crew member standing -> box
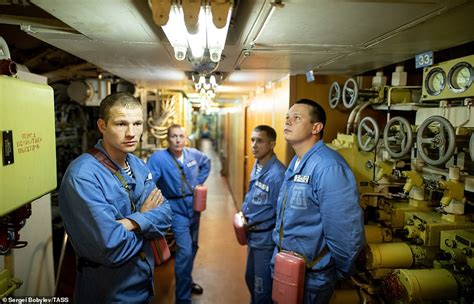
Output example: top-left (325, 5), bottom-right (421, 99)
top-left (273, 99), bottom-right (365, 304)
top-left (147, 124), bottom-right (211, 304)
top-left (242, 125), bottom-right (285, 303)
top-left (59, 92), bottom-right (172, 303)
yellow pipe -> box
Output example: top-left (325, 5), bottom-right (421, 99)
top-left (366, 243), bottom-right (413, 269)
top-left (365, 225), bottom-right (392, 243)
top-left (392, 268), bottom-right (458, 302)
top-left (330, 289), bottom-right (361, 304)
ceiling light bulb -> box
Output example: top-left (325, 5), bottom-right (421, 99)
top-left (206, 6), bottom-right (232, 63)
top-left (186, 7), bottom-right (206, 58)
top-left (174, 46), bottom-right (187, 61)
top-left (209, 49), bottom-right (222, 63)
top-left (210, 75), bottom-right (217, 85)
top-left (162, 5), bottom-right (188, 61)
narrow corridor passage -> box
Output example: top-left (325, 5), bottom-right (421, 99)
top-left (191, 139), bottom-right (249, 303)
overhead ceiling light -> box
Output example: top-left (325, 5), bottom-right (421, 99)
top-left (205, 5), bottom-right (232, 63)
top-left (160, 5), bottom-right (188, 61)
top-left (151, 1), bottom-right (232, 63)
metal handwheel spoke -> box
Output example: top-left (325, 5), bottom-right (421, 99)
top-left (421, 137), bottom-right (435, 144)
top-left (363, 137), bottom-right (371, 147)
top-left (387, 136), bottom-right (398, 143)
top-left (362, 123), bottom-right (372, 134)
top-left (401, 138), bottom-right (407, 148)
top-left (439, 144), bottom-right (446, 156)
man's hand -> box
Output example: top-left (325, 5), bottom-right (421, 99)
top-left (117, 218), bottom-right (139, 231)
top-left (140, 188), bottom-right (164, 213)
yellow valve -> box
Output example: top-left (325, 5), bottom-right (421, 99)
top-left (439, 179), bottom-right (464, 206)
top-left (375, 161), bottom-right (393, 181)
top-left (402, 170), bottom-right (424, 193)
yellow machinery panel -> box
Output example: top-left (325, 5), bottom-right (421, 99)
top-left (421, 54), bottom-right (474, 101)
top-left (403, 211), bottom-right (474, 247)
top-left (440, 229), bottom-right (474, 269)
top-left (329, 133), bottom-right (374, 195)
top-left (0, 76), bottom-right (56, 216)
top-left (376, 201), bottom-right (431, 229)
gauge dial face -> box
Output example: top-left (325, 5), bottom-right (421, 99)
top-left (425, 68), bottom-right (445, 96)
top-left (448, 62), bottom-right (473, 93)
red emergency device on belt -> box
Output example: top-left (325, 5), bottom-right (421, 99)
top-left (193, 185), bottom-right (207, 212)
top-left (233, 212), bottom-right (248, 245)
top-left (150, 236), bottom-right (171, 267)
top-left (272, 251), bottom-right (305, 304)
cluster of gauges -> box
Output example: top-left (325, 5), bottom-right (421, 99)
top-left (423, 55), bottom-right (473, 100)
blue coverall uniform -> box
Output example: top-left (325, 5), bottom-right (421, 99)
top-left (272, 140), bottom-right (365, 304)
top-left (242, 155), bottom-right (285, 304)
top-left (147, 147), bottom-right (211, 303)
top-left (59, 141), bottom-right (172, 304)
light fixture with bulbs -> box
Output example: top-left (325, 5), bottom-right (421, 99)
top-left (150, 0), bottom-right (233, 63)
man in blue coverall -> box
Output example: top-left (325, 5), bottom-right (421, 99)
top-left (242, 125), bottom-right (286, 304)
top-left (147, 124), bottom-right (211, 303)
top-left (272, 99), bottom-right (365, 304)
top-left (59, 92), bottom-right (172, 303)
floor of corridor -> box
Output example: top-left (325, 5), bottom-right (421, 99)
top-left (189, 139), bottom-right (249, 303)
top-left (152, 139), bottom-right (249, 303)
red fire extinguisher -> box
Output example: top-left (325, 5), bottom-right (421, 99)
top-left (193, 185), bottom-right (207, 212)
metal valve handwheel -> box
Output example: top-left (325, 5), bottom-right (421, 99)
top-left (357, 116), bottom-right (380, 152)
top-left (416, 115), bottom-right (455, 166)
top-left (383, 116), bottom-right (413, 158)
top-left (328, 81), bottom-right (341, 109)
top-left (342, 77), bottom-right (359, 109)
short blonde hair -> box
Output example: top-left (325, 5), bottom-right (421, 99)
top-left (99, 92), bottom-right (141, 123)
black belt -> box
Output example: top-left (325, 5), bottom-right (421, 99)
top-left (306, 263), bottom-right (335, 273)
top-left (77, 252), bottom-right (146, 272)
top-left (248, 224), bottom-right (275, 233)
top-left (166, 194), bottom-right (193, 200)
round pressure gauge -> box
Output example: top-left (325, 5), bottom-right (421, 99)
top-left (448, 61), bottom-right (473, 93)
top-left (425, 67), bottom-right (446, 96)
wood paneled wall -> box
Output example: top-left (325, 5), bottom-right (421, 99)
top-left (221, 74), bottom-right (364, 209)
top-left (290, 74), bottom-right (354, 144)
top-left (225, 107), bottom-right (246, 208)
top-left (243, 77), bottom-right (291, 198)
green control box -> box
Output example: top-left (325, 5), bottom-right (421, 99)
top-left (0, 76), bottom-right (56, 216)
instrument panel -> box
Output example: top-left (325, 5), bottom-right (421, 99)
top-left (422, 54), bottom-right (474, 101)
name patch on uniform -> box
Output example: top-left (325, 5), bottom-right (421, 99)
top-left (186, 160), bottom-right (197, 167)
top-left (294, 175), bottom-right (310, 184)
top-left (255, 180), bottom-right (269, 192)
